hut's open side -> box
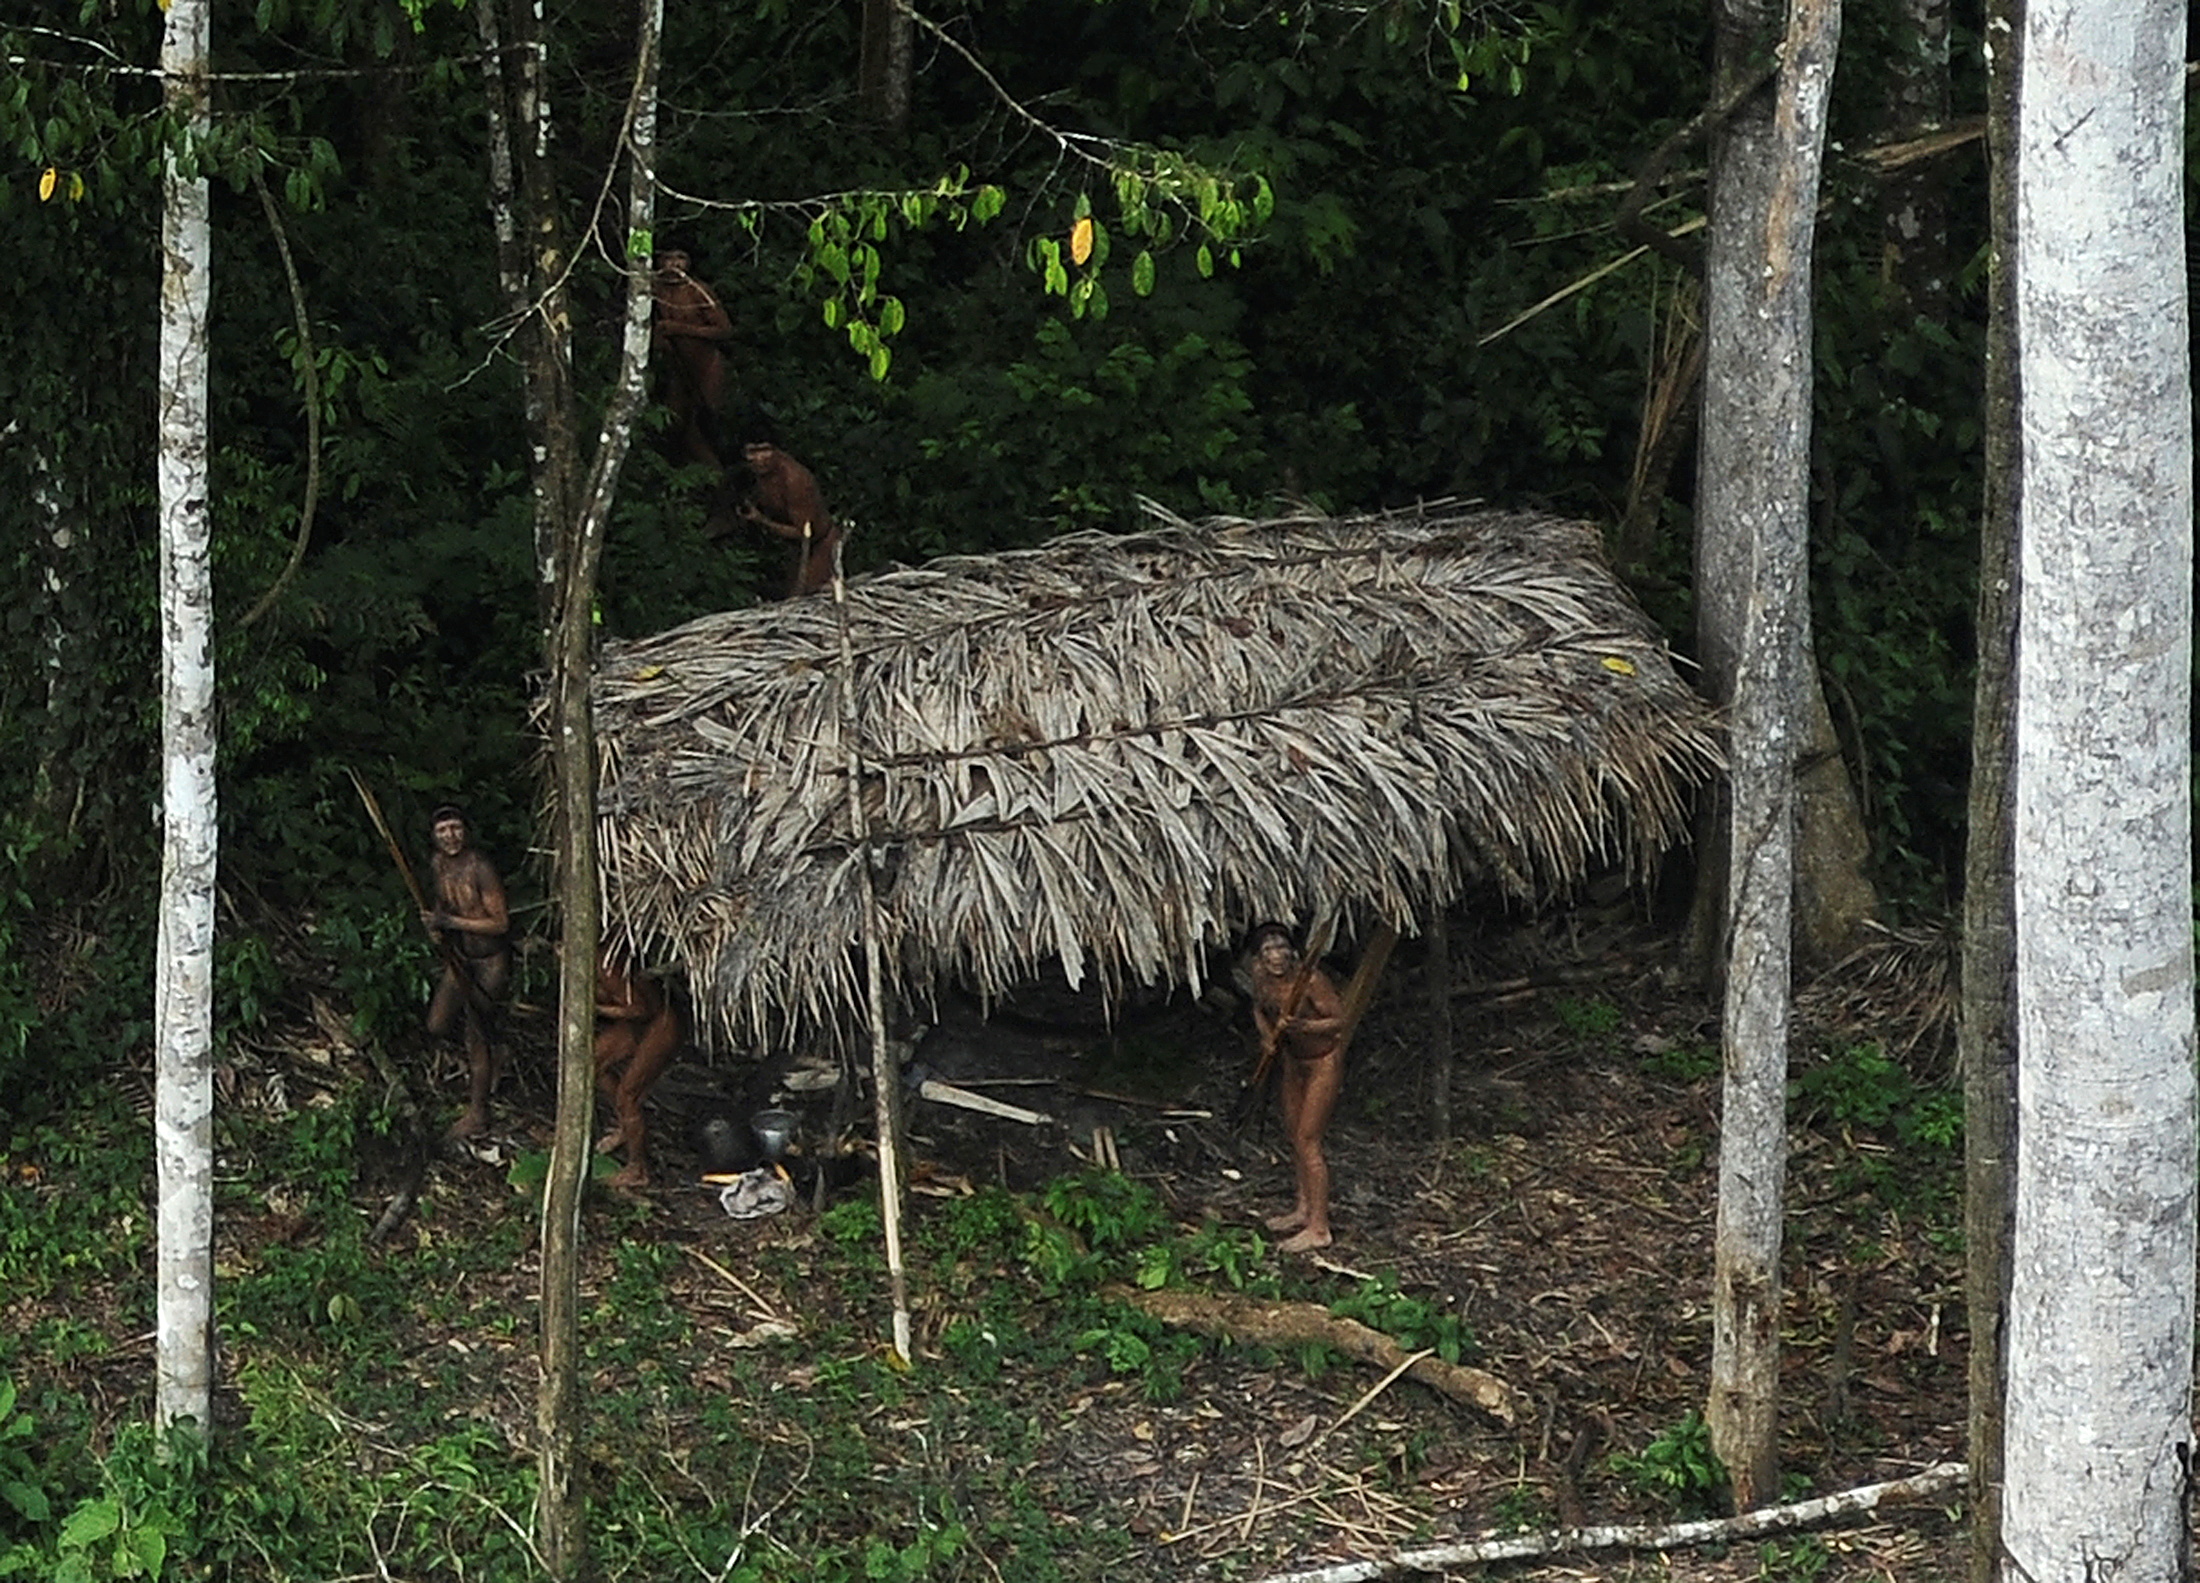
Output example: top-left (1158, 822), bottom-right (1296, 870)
top-left (592, 503), bottom-right (1724, 1048)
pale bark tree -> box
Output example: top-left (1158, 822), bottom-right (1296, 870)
top-left (154, 0), bottom-right (216, 1446)
top-left (1685, 39), bottom-right (1878, 982)
top-left (2001, 2), bottom-right (2194, 1578)
top-left (1959, 5), bottom-right (2018, 1579)
top-left (1696, 0), bottom-right (1840, 1512)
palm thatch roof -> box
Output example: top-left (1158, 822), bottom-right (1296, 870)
top-left (591, 503), bottom-right (1723, 1048)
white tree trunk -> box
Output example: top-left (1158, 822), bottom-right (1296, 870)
top-left (1698, 0), bottom-right (1840, 1512)
top-left (2002, 3), bottom-right (2195, 1578)
top-left (155, 0), bottom-right (216, 1444)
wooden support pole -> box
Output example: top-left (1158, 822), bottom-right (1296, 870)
top-left (830, 546), bottom-right (912, 1364)
top-left (1427, 909), bottom-right (1454, 1141)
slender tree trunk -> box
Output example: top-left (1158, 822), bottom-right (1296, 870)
top-left (2001, 3), bottom-right (2194, 1578)
top-left (1960, 2), bottom-right (2019, 1577)
top-left (859, 0), bottom-right (914, 131)
top-left (483, 0), bottom-right (580, 624)
top-left (1698, 0), bottom-right (1840, 1513)
top-left (154, 0), bottom-right (216, 1447)
top-left (1690, 0), bottom-right (1877, 982)
top-left (534, 6), bottom-right (664, 1575)
top-left (1877, 0), bottom-right (1950, 312)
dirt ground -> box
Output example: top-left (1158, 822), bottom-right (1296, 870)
top-left (355, 901), bottom-right (1968, 1582)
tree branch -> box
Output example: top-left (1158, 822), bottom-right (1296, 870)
top-left (1615, 59), bottom-right (1778, 274)
top-left (1243, 1463), bottom-right (1967, 1583)
top-left (239, 162), bottom-right (321, 630)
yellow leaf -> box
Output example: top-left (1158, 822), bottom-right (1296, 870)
top-left (1600, 655), bottom-right (1637, 676)
top-left (632, 664), bottom-right (665, 681)
top-left (67, 172), bottom-right (84, 203)
top-left (1069, 215), bottom-right (1094, 267)
top-left (38, 167), bottom-right (57, 203)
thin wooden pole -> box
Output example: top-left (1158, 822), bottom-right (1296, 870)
top-left (830, 546), bottom-right (912, 1363)
top-left (1427, 909), bottom-right (1454, 1142)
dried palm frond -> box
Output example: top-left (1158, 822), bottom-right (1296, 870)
top-left (1794, 919), bottom-right (1958, 1071)
top-left (591, 502), bottom-right (1724, 1048)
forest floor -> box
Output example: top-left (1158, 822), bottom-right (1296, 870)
top-left (9, 902), bottom-right (1970, 1582)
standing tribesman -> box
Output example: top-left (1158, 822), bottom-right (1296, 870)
top-left (421, 804), bottom-right (511, 1140)
top-left (593, 950), bottom-right (680, 1189)
top-left (1248, 923), bottom-right (1348, 1253)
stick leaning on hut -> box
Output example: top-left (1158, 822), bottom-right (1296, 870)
top-left (588, 501), bottom-right (1722, 1047)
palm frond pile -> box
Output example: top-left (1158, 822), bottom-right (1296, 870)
top-left (592, 503), bottom-right (1724, 1048)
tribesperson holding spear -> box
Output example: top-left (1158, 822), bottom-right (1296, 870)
top-left (350, 774), bottom-right (512, 1142)
top-left (1246, 922), bottom-right (1349, 1254)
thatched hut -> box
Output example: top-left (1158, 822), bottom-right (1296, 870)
top-left (591, 503), bottom-right (1723, 1048)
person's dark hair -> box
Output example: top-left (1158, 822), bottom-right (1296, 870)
top-left (429, 803), bottom-right (468, 827)
top-left (1248, 921), bottom-right (1295, 950)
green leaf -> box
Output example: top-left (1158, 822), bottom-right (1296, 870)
top-left (822, 298), bottom-right (843, 329)
top-left (972, 185), bottom-right (1005, 223)
top-left (1196, 244), bottom-right (1214, 279)
top-left (131, 1527), bottom-right (167, 1576)
top-left (878, 297), bottom-right (905, 337)
top-left (1072, 190), bottom-right (1092, 220)
top-left (1, 1482), bottom-right (48, 1524)
top-left (868, 344), bottom-right (891, 381)
top-left (625, 227), bottom-right (652, 261)
top-left (1132, 250), bottom-right (1156, 297)
top-left (60, 1497), bottom-right (119, 1547)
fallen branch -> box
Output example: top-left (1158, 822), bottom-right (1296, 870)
top-left (1119, 1287), bottom-right (1517, 1427)
top-left (1244, 1461), bottom-right (1967, 1583)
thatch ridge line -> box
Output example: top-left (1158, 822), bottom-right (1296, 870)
top-left (594, 510), bottom-right (1610, 713)
top-left (621, 641), bottom-right (1698, 783)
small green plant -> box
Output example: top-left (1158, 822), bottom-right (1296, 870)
top-left (1039, 1170), bottom-right (1170, 1252)
top-left (1330, 1277), bottom-right (1475, 1364)
top-left (1610, 1410), bottom-right (1726, 1514)
top-left (1554, 995), bottom-right (1622, 1044)
top-left (0, 1378), bottom-right (52, 1529)
top-left (1757, 1535), bottom-right (1831, 1582)
top-left (214, 932), bottom-right (284, 1040)
top-left (1490, 1478), bottom-right (1549, 1533)
top-left (1014, 1217), bottom-right (1100, 1295)
top-left (1640, 1038), bottom-right (1720, 1083)
top-left (42, 1424), bottom-right (198, 1583)
top-left (820, 1195), bottom-right (884, 1246)
top-left (1179, 1219), bottom-right (1268, 1292)
top-left (916, 1187), bottom-right (1023, 1263)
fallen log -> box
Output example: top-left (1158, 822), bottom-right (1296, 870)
top-left (1119, 1286), bottom-right (1517, 1427)
top-left (1244, 1461), bottom-right (1967, 1583)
